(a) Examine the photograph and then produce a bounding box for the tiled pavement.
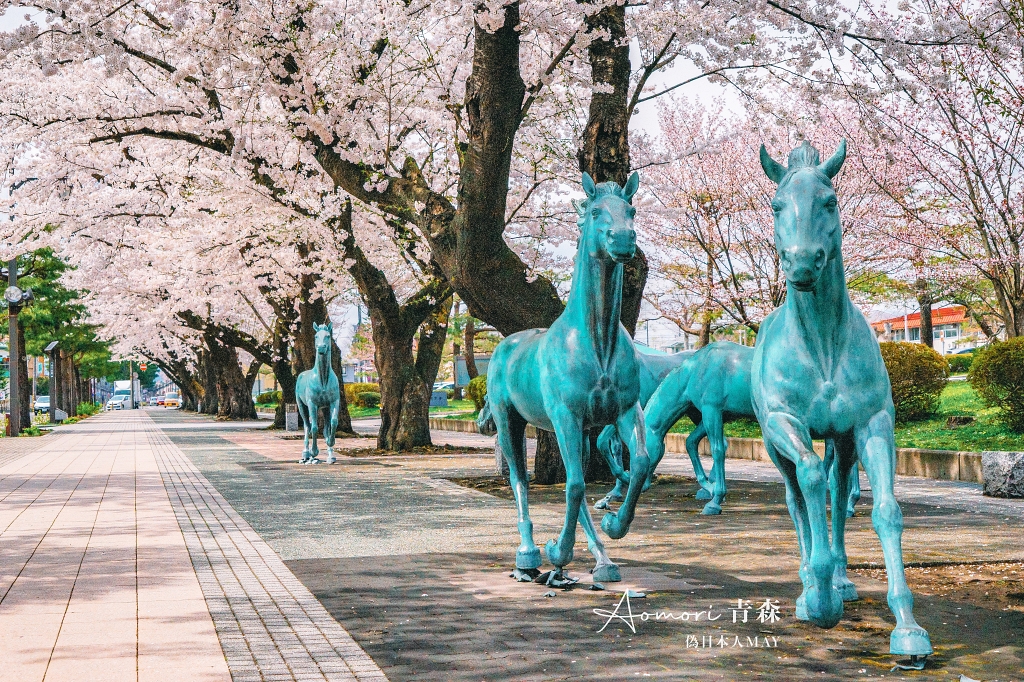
[0,411,387,682]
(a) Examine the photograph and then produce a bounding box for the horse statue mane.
[759,139,847,188]
[572,174,640,226]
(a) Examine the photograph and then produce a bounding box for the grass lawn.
[668,381,1024,452]
[348,399,478,419]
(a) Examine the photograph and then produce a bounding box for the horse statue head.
[759,139,847,292]
[574,171,640,264]
[314,321,333,358]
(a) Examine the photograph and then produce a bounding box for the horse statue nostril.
[815,248,826,268]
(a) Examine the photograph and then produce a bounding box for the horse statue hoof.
[512,567,540,582]
[700,501,722,515]
[795,592,808,621]
[804,585,843,628]
[591,563,621,583]
[516,546,542,571]
[890,626,933,657]
[835,576,859,601]
[544,539,573,568]
[600,513,628,540]
[695,487,712,501]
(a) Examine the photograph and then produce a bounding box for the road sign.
[140,363,148,371]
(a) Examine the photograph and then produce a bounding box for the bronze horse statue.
[479,172,650,585]
[752,140,931,657]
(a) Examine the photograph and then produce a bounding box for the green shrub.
[947,353,974,374]
[345,382,379,404]
[77,402,100,416]
[355,391,381,408]
[969,338,1024,432]
[879,342,949,422]
[466,375,487,411]
[256,390,282,405]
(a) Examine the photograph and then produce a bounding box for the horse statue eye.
[825,198,838,210]
[771,202,783,213]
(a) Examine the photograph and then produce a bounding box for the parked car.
[105,395,130,411]
[163,393,181,408]
[155,395,166,406]
[33,395,50,414]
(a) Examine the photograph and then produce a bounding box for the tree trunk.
[464,319,478,380]
[198,350,219,415]
[375,294,453,450]
[916,278,934,348]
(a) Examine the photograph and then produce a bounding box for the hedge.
[345,382,379,405]
[466,375,487,411]
[947,353,974,374]
[256,390,282,405]
[969,338,1024,432]
[354,391,381,408]
[879,342,949,422]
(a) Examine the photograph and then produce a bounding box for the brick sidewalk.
[0,411,387,682]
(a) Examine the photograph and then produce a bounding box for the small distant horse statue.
[638,341,755,515]
[296,321,341,465]
[592,346,694,510]
[751,140,931,658]
[478,171,652,585]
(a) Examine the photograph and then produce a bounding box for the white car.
[105,395,130,410]
[33,395,50,414]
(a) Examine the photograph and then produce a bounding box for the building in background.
[869,305,987,354]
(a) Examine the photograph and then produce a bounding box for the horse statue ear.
[582,172,597,199]
[759,144,786,185]
[818,139,847,179]
[623,171,640,203]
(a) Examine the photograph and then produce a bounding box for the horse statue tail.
[476,396,497,436]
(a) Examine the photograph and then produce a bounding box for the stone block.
[982,451,1024,498]
[897,448,959,481]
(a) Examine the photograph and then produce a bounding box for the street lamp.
[1,259,33,435]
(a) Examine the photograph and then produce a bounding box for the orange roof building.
[870,305,979,352]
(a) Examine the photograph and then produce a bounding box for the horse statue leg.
[594,425,627,510]
[576,437,621,581]
[325,397,340,464]
[762,411,842,628]
[543,409,586,582]
[686,421,713,501]
[305,404,321,464]
[700,410,728,515]
[846,459,861,518]
[492,408,539,581]
[855,410,932,657]
[828,436,859,602]
[297,399,312,463]
[601,403,651,540]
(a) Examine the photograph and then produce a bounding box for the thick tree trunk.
[198,350,219,415]
[202,333,257,420]
[375,294,453,450]
[916,278,934,348]
[464,319,478,380]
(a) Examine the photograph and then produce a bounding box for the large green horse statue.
[753,140,931,657]
[296,322,341,465]
[479,171,650,585]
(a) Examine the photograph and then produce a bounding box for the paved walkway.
[0,411,387,682]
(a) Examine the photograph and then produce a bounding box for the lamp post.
[2,258,33,436]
